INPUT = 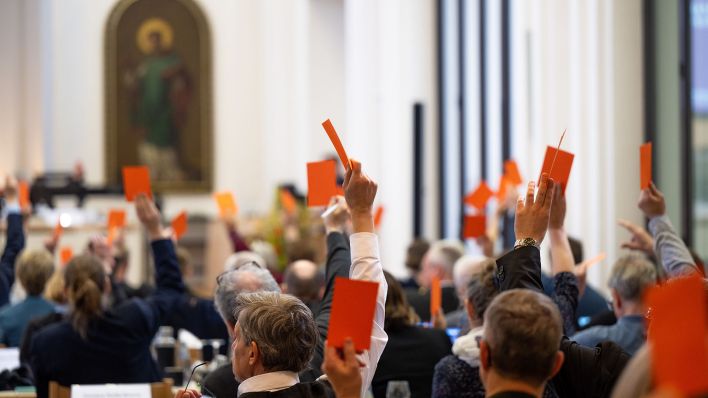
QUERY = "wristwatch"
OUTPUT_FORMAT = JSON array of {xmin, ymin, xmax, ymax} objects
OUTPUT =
[{"xmin": 514, "ymin": 237, "xmax": 539, "ymax": 249}]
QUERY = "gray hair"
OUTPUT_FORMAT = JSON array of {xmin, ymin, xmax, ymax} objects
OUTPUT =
[
  {"xmin": 427, "ymin": 240, "xmax": 465, "ymax": 274},
  {"xmin": 453, "ymin": 255, "xmax": 491, "ymax": 298},
  {"xmin": 214, "ymin": 264, "xmax": 280, "ymax": 325},
  {"xmin": 235, "ymin": 291, "xmax": 318, "ymax": 372},
  {"xmin": 608, "ymin": 255, "xmax": 657, "ymax": 302},
  {"xmin": 224, "ymin": 251, "xmax": 267, "ymax": 272}
]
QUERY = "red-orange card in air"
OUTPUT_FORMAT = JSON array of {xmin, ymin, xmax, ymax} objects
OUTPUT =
[
  {"xmin": 60, "ymin": 247, "xmax": 73, "ymax": 266},
  {"xmin": 504, "ymin": 160, "xmax": 523, "ymax": 185},
  {"xmin": 280, "ymin": 189, "xmax": 298, "ymax": 215},
  {"xmin": 640, "ymin": 142, "xmax": 652, "ymax": 190},
  {"xmin": 171, "ymin": 211, "xmax": 188, "ymax": 241},
  {"xmin": 464, "ymin": 182, "xmax": 494, "ymax": 210},
  {"xmin": 107, "ymin": 209, "xmax": 126, "ymax": 230},
  {"xmin": 307, "ymin": 160, "xmax": 340, "ymax": 207},
  {"xmin": 430, "ymin": 276, "xmax": 442, "ymax": 319},
  {"xmin": 539, "ymin": 146, "xmax": 574, "ymax": 194},
  {"xmin": 18, "ymin": 181, "xmax": 30, "ymax": 210},
  {"xmin": 322, "ymin": 119, "xmax": 350, "ymax": 170},
  {"xmin": 496, "ymin": 175, "xmax": 512, "ymax": 201},
  {"xmin": 214, "ymin": 192, "xmax": 238, "ymax": 218},
  {"xmin": 122, "ymin": 166, "xmax": 152, "ymax": 201},
  {"xmin": 327, "ymin": 277, "xmax": 379, "ymax": 350},
  {"xmin": 374, "ymin": 206, "xmax": 385, "ymax": 229},
  {"xmin": 646, "ymin": 274, "xmax": 708, "ymax": 395},
  {"xmin": 53, "ymin": 222, "xmax": 63, "ymax": 240},
  {"xmin": 463, "ymin": 215, "xmax": 486, "ymax": 239}
]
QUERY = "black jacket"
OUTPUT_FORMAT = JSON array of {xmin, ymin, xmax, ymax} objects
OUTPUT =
[
  {"xmin": 495, "ymin": 247, "xmax": 630, "ymax": 398},
  {"xmin": 201, "ymin": 232, "xmax": 352, "ymax": 398},
  {"xmin": 0, "ymin": 213, "xmax": 25, "ymax": 307},
  {"xmin": 239, "ymin": 382, "xmax": 335, "ymax": 398},
  {"xmin": 163, "ymin": 293, "xmax": 229, "ymax": 342},
  {"xmin": 29, "ymin": 239, "xmax": 185, "ymax": 398},
  {"xmin": 405, "ymin": 286, "xmax": 459, "ymax": 322}
]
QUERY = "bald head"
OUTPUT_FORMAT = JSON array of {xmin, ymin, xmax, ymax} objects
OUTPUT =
[{"xmin": 283, "ymin": 260, "xmax": 324, "ymax": 302}]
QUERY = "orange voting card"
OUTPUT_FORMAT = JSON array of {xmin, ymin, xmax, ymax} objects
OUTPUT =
[
  {"xmin": 327, "ymin": 277, "xmax": 380, "ymax": 350},
  {"xmin": 107, "ymin": 209, "xmax": 126, "ymax": 230},
  {"xmin": 122, "ymin": 166, "xmax": 152, "ymax": 201},
  {"xmin": 463, "ymin": 215, "xmax": 486, "ymax": 239},
  {"xmin": 374, "ymin": 206, "xmax": 385, "ymax": 229},
  {"xmin": 307, "ymin": 160, "xmax": 340, "ymax": 207},
  {"xmin": 60, "ymin": 247, "xmax": 73, "ymax": 266},
  {"xmin": 214, "ymin": 191, "xmax": 238, "ymax": 218},
  {"xmin": 171, "ymin": 211, "xmax": 188, "ymax": 241},
  {"xmin": 18, "ymin": 181, "xmax": 30, "ymax": 210},
  {"xmin": 496, "ymin": 175, "xmax": 512, "ymax": 201},
  {"xmin": 464, "ymin": 182, "xmax": 494, "ymax": 210},
  {"xmin": 280, "ymin": 189, "xmax": 297, "ymax": 215},
  {"xmin": 322, "ymin": 119, "xmax": 350, "ymax": 170},
  {"xmin": 539, "ymin": 146, "xmax": 574, "ymax": 194},
  {"xmin": 430, "ymin": 276, "xmax": 442, "ymax": 319},
  {"xmin": 646, "ymin": 274, "xmax": 708, "ymax": 395},
  {"xmin": 504, "ymin": 160, "xmax": 523, "ymax": 185},
  {"xmin": 53, "ymin": 222, "xmax": 63, "ymax": 240},
  {"xmin": 640, "ymin": 142, "xmax": 652, "ymax": 190}
]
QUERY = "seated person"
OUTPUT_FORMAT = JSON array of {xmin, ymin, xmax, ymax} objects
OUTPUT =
[
  {"xmin": 406, "ymin": 240, "xmax": 463, "ymax": 321},
  {"xmin": 0, "ymin": 250, "xmax": 55, "ymax": 347},
  {"xmin": 371, "ymin": 271, "xmax": 451, "ymax": 398},
  {"xmin": 571, "ymin": 255, "xmax": 656, "ymax": 355},
  {"xmin": 0, "ymin": 177, "xmax": 25, "ymax": 307},
  {"xmin": 281, "ymin": 260, "xmax": 325, "ymax": 314},
  {"xmin": 399, "ymin": 238, "xmax": 429, "ymax": 290},
  {"xmin": 444, "ymin": 255, "xmax": 490, "ymax": 333},
  {"xmin": 28, "ymin": 195, "xmax": 185, "ymax": 398}
]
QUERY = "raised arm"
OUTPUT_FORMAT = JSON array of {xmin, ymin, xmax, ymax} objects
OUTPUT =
[
  {"xmin": 639, "ymin": 182, "xmax": 698, "ymax": 278},
  {"xmin": 134, "ymin": 194, "xmax": 185, "ymax": 333},
  {"xmin": 0, "ymin": 177, "xmax": 25, "ymax": 307},
  {"xmin": 343, "ymin": 159, "xmax": 388, "ymax": 396}
]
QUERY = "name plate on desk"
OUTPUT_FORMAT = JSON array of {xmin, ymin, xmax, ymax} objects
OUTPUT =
[
  {"xmin": 0, "ymin": 348, "xmax": 19, "ymax": 371},
  {"xmin": 71, "ymin": 384, "xmax": 151, "ymax": 398}
]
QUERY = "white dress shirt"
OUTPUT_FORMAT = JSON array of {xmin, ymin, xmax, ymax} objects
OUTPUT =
[{"xmin": 236, "ymin": 371, "xmax": 299, "ymax": 396}]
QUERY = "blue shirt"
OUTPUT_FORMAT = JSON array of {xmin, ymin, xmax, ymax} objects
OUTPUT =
[
  {"xmin": 571, "ymin": 315, "xmax": 646, "ymax": 355},
  {"xmin": 0, "ymin": 295, "xmax": 55, "ymax": 347}
]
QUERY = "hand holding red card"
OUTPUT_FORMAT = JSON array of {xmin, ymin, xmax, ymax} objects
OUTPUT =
[
  {"xmin": 322, "ymin": 119, "xmax": 350, "ymax": 170},
  {"xmin": 539, "ymin": 146, "xmax": 574, "ymax": 194},
  {"xmin": 327, "ymin": 277, "xmax": 379, "ymax": 351},
  {"xmin": 171, "ymin": 211, "xmax": 188, "ymax": 241},
  {"xmin": 122, "ymin": 166, "xmax": 152, "ymax": 201},
  {"xmin": 307, "ymin": 160, "xmax": 340, "ymax": 207}
]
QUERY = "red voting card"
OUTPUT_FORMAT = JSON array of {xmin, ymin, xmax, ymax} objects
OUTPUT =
[
  {"xmin": 107, "ymin": 209, "xmax": 126, "ymax": 230},
  {"xmin": 430, "ymin": 276, "xmax": 442, "ymax": 319},
  {"xmin": 646, "ymin": 274, "xmax": 708, "ymax": 395},
  {"xmin": 640, "ymin": 142, "xmax": 652, "ymax": 190},
  {"xmin": 504, "ymin": 160, "xmax": 523, "ymax": 186},
  {"xmin": 307, "ymin": 160, "xmax": 340, "ymax": 207},
  {"xmin": 322, "ymin": 119, "xmax": 350, "ymax": 170},
  {"xmin": 214, "ymin": 192, "xmax": 238, "ymax": 218},
  {"xmin": 122, "ymin": 166, "xmax": 152, "ymax": 201},
  {"xmin": 60, "ymin": 247, "xmax": 73, "ymax": 266},
  {"xmin": 465, "ymin": 182, "xmax": 494, "ymax": 210},
  {"xmin": 496, "ymin": 175, "xmax": 512, "ymax": 201},
  {"xmin": 280, "ymin": 189, "xmax": 297, "ymax": 215},
  {"xmin": 327, "ymin": 277, "xmax": 379, "ymax": 350},
  {"xmin": 374, "ymin": 206, "xmax": 385, "ymax": 229},
  {"xmin": 171, "ymin": 211, "xmax": 188, "ymax": 241},
  {"xmin": 53, "ymin": 222, "xmax": 63, "ymax": 240},
  {"xmin": 463, "ymin": 215, "xmax": 486, "ymax": 239},
  {"xmin": 539, "ymin": 146, "xmax": 574, "ymax": 194},
  {"xmin": 18, "ymin": 181, "xmax": 30, "ymax": 210}
]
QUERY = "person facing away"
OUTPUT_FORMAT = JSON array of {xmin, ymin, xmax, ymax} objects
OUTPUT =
[
  {"xmin": 281, "ymin": 260, "xmax": 325, "ymax": 314},
  {"xmin": 478, "ymin": 289, "xmax": 565, "ymax": 398},
  {"xmin": 399, "ymin": 238, "xmax": 430, "ymax": 290},
  {"xmin": 371, "ymin": 270, "xmax": 451, "ymax": 398},
  {"xmin": 28, "ymin": 195, "xmax": 185, "ymax": 398},
  {"xmin": 572, "ymin": 254, "xmax": 657, "ymax": 355},
  {"xmin": 406, "ymin": 240, "xmax": 463, "ymax": 321},
  {"xmin": 0, "ymin": 250, "xmax": 55, "ymax": 347}
]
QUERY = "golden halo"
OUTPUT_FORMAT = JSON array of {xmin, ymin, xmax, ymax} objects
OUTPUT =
[{"xmin": 136, "ymin": 17, "xmax": 174, "ymax": 54}]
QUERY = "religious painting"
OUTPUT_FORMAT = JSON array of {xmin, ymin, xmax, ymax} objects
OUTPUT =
[{"xmin": 105, "ymin": 0, "xmax": 212, "ymax": 193}]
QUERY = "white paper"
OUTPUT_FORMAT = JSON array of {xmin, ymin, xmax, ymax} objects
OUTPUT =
[
  {"xmin": 71, "ymin": 384, "xmax": 151, "ymax": 398},
  {"xmin": 0, "ymin": 348, "xmax": 20, "ymax": 371}
]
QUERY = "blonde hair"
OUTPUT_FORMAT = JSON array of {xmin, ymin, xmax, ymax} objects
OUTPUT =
[
  {"xmin": 17, "ymin": 250, "xmax": 55, "ymax": 296},
  {"xmin": 44, "ymin": 269, "xmax": 67, "ymax": 304},
  {"xmin": 65, "ymin": 255, "xmax": 106, "ymax": 339}
]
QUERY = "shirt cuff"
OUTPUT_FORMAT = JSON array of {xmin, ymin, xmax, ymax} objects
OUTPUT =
[
  {"xmin": 648, "ymin": 214, "xmax": 672, "ymax": 235},
  {"xmin": 2, "ymin": 203, "xmax": 20, "ymax": 218},
  {"xmin": 350, "ymin": 232, "xmax": 380, "ymax": 260}
]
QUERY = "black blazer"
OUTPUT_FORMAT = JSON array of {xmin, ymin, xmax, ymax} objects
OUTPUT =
[
  {"xmin": 201, "ymin": 232, "xmax": 352, "ymax": 398},
  {"xmin": 163, "ymin": 293, "xmax": 230, "ymax": 342},
  {"xmin": 239, "ymin": 382, "xmax": 335, "ymax": 398},
  {"xmin": 0, "ymin": 213, "xmax": 25, "ymax": 307},
  {"xmin": 372, "ymin": 325, "xmax": 452, "ymax": 398},
  {"xmin": 29, "ymin": 239, "xmax": 185, "ymax": 398},
  {"xmin": 405, "ymin": 286, "xmax": 459, "ymax": 322},
  {"xmin": 495, "ymin": 247, "xmax": 630, "ymax": 398}
]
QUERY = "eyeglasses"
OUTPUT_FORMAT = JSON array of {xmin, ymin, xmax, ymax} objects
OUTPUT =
[{"xmin": 216, "ymin": 261, "xmax": 264, "ymax": 285}]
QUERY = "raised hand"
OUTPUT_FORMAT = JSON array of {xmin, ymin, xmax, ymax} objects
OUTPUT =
[
  {"xmin": 175, "ymin": 389, "xmax": 201, "ymax": 398},
  {"xmin": 638, "ymin": 182, "xmax": 666, "ymax": 219},
  {"xmin": 323, "ymin": 195, "xmax": 351, "ymax": 234},
  {"xmin": 322, "ymin": 339, "xmax": 362, "ymax": 398},
  {"xmin": 549, "ymin": 181, "xmax": 566, "ymax": 230},
  {"xmin": 135, "ymin": 194, "xmax": 164, "ymax": 240},
  {"xmin": 343, "ymin": 159, "xmax": 377, "ymax": 233},
  {"xmin": 618, "ymin": 219, "xmax": 654, "ymax": 256},
  {"xmin": 3, "ymin": 176, "xmax": 18, "ymax": 203},
  {"xmin": 514, "ymin": 173, "xmax": 555, "ymax": 245}
]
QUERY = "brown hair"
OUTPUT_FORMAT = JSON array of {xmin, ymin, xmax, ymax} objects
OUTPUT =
[
  {"xmin": 465, "ymin": 259, "xmax": 498, "ymax": 322},
  {"xmin": 383, "ymin": 270, "xmax": 419, "ymax": 332},
  {"xmin": 235, "ymin": 292, "xmax": 318, "ymax": 372},
  {"xmin": 484, "ymin": 289, "xmax": 562, "ymax": 387},
  {"xmin": 17, "ymin": 250, "xmax": 55, "ymax": 296},
  {"xmin": 64, "ymin": 255, "xmax": 106, "ymax": 339}
]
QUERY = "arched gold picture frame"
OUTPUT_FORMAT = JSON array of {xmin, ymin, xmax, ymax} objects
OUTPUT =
[{"xmin": 105, "ymin": 0, "xmax": 212, "ymax": 193}]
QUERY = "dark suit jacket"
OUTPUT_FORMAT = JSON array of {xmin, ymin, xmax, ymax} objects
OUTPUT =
[
  {"xmin": 1, "ymin": 213, "xmax": 25, "ymax": 307},
  {"xmin": 201, "ymin": 232, "xmax": 351, "ymax": 398},
  {"xmin": 239, "ymin": 382, "xmax": 335, "ymax": 398},
  {"xmin": 163, "ymin": 293, "xmax": 229, "ymax": 342},
  {"xmin": 371, "ymin": 325, "xmax": 452, "ymax": 398},
  {"xmin": 495, "ymin": 247, "xmax": 630, "ymax": 398},
  {"xmin": 405, "ymin": 286, "xmax": 459, "ymax": 322},
  {"xmin": 29, "ymin": 240, "xmax": 185, "ymax": 398}
]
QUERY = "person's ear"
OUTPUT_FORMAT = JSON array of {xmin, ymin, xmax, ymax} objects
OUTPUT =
[
  {"xmin": 249, "ymin": 341, "xmax": 259, "ymax": 366},
  {"xmin": 479, "ymin": 340, "xmax": 491, "ymax": 371},
  {"xmin": 548, "ymin": 351, "xmax": 565, "ymax": 379},
  {"xmin": 464, "ymin": 299, "xmax": 476, "ymax": 322}
]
